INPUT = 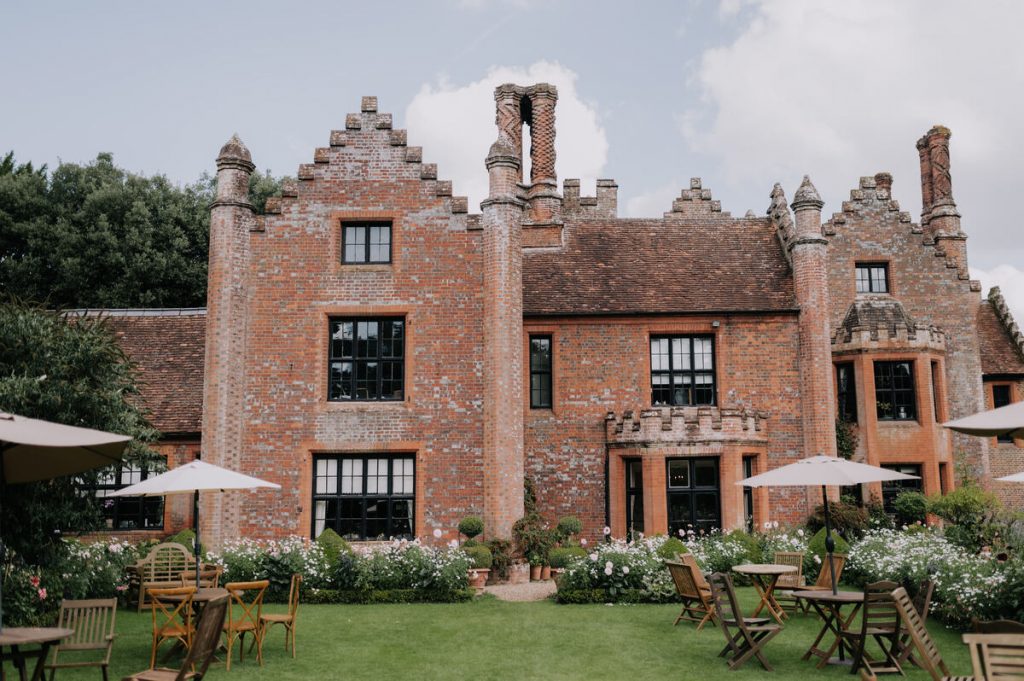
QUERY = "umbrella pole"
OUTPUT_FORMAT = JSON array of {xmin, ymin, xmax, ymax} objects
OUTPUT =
[
  {"xmin": 193, "ymin": 489, "xmax": 201, "ymax": 590},
  {"xmin": 1, "ymin": 450, "xmax": 6, "ymax": 632},
  {"xmin": 822, "ymin": 484, "xmax": 838, "ymax": 595}
]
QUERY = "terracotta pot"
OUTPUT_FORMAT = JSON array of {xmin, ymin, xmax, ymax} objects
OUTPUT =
[
  {"xmin": 530, "ymin": 564, "xmax": 542, "ymax": 581},
  {"xmin": 468, "ymin": 568, "xmax": 490, "ymax": 594},
  {"xmin": 550, "ymin": 567, "xmax": 563, "ymax": 585},
  {"xmin": 541, "ymin": 565, "xmax": 552, "ymax": 581}
]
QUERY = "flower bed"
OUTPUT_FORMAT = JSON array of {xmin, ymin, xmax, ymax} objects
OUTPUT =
[{"xmin": 555, "ymin": 535, "xmax": 677, "ymax": 603}]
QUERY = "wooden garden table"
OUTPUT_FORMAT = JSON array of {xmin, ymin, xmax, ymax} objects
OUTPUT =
[
  {"xmin": 0, "ymin": 627, "xmax": 73, "ymax": 681},
  {"xmin": 732, "ymin": 563, "xmax": 797, "ymax": 625},
  {"xmin": 793, "ymin": 589, "xmax": 864, "ymax": 668}
]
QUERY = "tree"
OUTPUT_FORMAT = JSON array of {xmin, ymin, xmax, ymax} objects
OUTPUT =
[
  {"xmin": 0, "ymin": 300, "xmax": 161, "ymax": 564},
  {"xmin": 0, "ymin": 152, "xmax": 286, "ymax": 309}
]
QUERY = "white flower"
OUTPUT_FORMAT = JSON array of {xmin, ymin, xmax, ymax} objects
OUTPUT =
[
  {"xmin": 604, "ymin": 566, "xmax": 613, "ymax": 576},
  {"xmin": 580, "ymin": 538, "xmax": 588, "ymax": 546},
  {"xmin": 622, "ymin": 566, "xmax": 630, "ymax": 575},
  {"xmin": 796, "ymin": 529, "xmax": 804, "ymax": 537},
  {"xmin": 603, "ymin": 526, "xmax": 611, "ymax": 536},
  {"xmin": 433, "ymin": 528, "xmax": 442, "ymax": 539},
  {"xmin": 772, "ymin": 520, "xmax": 779, "ymax": 529},
  {"xmin": 605, "ymin": 561, "xmax": 614, "ymax": 570},
  {"xmin": 448, "ymin": 539, "xmax": 458, "ymax": 549},
  {"xmin": 678, "ymin": 529, "xmax": 685, "ymax": 537},
  {"xmin": 589, "ymin": 553, "xmax": 599, "ymax": 561},
  {"xmin": 814, "ymin": 554, "xmax": 822, "ymax": 564}
]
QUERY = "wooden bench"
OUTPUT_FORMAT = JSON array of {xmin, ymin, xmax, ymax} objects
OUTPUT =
[{"xmin": 134, "ymin": 543, "xmax": 195, "ymax": 612}]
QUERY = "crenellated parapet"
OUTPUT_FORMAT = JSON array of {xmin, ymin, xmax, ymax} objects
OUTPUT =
[
  {"xmin": 832, "ymin": 298, "xmax": 947, "ymax": 352},
  {"xmin": 988, "ymin": 287, "xmax": 1024, "ymax": 363},
  {"xmin": 562, "ymin": 178, "xmax": 618, "ymax": 219},
  {"xmin": 261, "ymin": 96, "xmax": 469, "ymax": 222},
  {"xmin": 605, "ymin": 406, "xmax": 769, "ymax": 447},
  {"xmin": 665, "ymin": 178, "xmax": 730, "ymax": 219}
]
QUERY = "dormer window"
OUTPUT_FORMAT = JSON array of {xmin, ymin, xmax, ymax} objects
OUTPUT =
[
  {"xmin": 343, "ymin": 222, "xmax": 391, "ymax": 264},
  {"xmin": 855, "ymin": 263, "xmax": 889, "ymax": 293}
]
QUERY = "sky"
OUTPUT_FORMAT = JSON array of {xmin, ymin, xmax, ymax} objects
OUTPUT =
[{"xmin": 3, "ymin": 0, "xmax": 1023, "ymax": 322}]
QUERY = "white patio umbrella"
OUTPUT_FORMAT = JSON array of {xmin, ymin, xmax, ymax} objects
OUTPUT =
[
  {"xmin": 942, "ymin": 400, "xmax": 1024, "ymax": 440},
  {"xmin": 0, "ymin": 412, "xmax": 132, "ymax": 630},
  {"xmin": 997, "ymin": 471, "xmax": 1024, "ymax": 483},
  {"xmin": 738, "ymin": 455, "xmax": 920, "ymax": 594},
  {"xmin": 110, "ymin": 459, "xmax": 280, "ymax": 587}
]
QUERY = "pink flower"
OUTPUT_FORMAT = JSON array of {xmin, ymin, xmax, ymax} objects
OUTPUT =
[
  {"xmin": 678, "ymin": 529, "xmax": 685, "ymax": 537},
  {"xmin": 580, "ymin": 538, "xmax": 588, "ymax": 546},
  {"xmin": 589, "ymin": 552, "xmax": 598, "ymax": 561},
  {"xmin": 432, "ymin": 528, "xmax": 442, "ymax": 539},
  {"xmin": 604, "ymin": 566, "xmax": 613, "ymax": 576},
  {"xmin": 115, "ymin": 585, "xmax": 128, "ymax": 593},
  {"xmin": 605, "ymin": 561, "xmax": 614, "ymax": 570},
  {"xmin": 602, "ymin": 526, "xmax": 611, "ymax": 536},
  {"xmin": 38, "ymin": 588, "xmax": 47, "ymax": 601},
  {"xmin": 621, "ymin": 566, "xmax": 630, "ymax": 575},
  {"xmin": 29, "ymin": 575, "xmax": 40, "ymax": 588}
]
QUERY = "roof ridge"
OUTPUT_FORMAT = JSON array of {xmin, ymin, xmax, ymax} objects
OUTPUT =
[
  {"xmin": 986, "ymin": 287, "xmax": 1024, "ymax": 363},
  {"xmin": 64, "ymin": 308, "xmax": 207, "ymax": 317}
]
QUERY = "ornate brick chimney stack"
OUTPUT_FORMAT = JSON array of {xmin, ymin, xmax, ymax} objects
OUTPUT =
[
  {"xmin": 917, "ymin": 125, "xmax": 969, "ymax": 277},
  {"xmin": 790, "ymin": 176, "xmax": 838, "ymax": 459},
  {"xmin": 202, "ymin": 134, "xmax": 255, "ymax": 549},
  {"xmin": 479, "ymin": 124, "xmax": 527, "ymax": 538}
]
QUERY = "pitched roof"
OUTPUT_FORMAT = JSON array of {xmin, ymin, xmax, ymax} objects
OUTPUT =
[
  {"xmin": 977, "ymin": 299, "xmax": 1024, "ymax": 376},
  {"xmin": 98, "ymin": 309, "xmax": 206, "ymax": 435},
  {"xmin": 522, "ymin": 218, "xmax": 796, "ymax": 316}
]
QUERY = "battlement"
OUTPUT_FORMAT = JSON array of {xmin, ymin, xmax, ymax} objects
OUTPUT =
[
  {"xmin": 832, "ymin": 298, "xmax": 947, "ymax": 352},
  {"xmin": 562, "ymin": 178, "xmax": 618, "ymax": 219},
  {"xmin": 665, "ymin": 178, "xmax": 731, "ymax": 218},
  {"xmin": 605, "ymin": 406, "xmax": 769, "ymax": 447},
  {"xmin": 988, "ymin": 287, "xmax": 1024, "ymax": 363},
  {"xmin": 261, "ymin": 96, "xmax": 469, "ymax": 221}
]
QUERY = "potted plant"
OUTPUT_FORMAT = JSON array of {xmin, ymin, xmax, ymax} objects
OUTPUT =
[
  {"xmin": 547, "ymin": 546, "xmax": 586, "ymax": 583},
  {"xmin": 464, "ymin": 544, "xmax": 493, "ymax": 594},
  {"xmin": 513, "ymin": 512, "xmax": 555, "ymax": 582},
  {"xmin": 528, "ymin": 553, "xmax": 543, "ymax": 581},
  {"xmin": 458, "ymin": 516, "xmax": 484, "ymax": 546}
]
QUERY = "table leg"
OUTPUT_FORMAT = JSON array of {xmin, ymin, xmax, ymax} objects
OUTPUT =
[
  {"xmin": 750, "ymin": 575, "xmax": 786, "ymax": 625},
  {"xmin": 27, "ymin": 644, "xmax": 50, "ymax": 681},
  {"xmin": 8, "ymin": 645, "xmax": 28, "ymax": 681},
  {"xmin": 815, "ymin": 602, "xmax": 861, "ymax": 669},
  {"xmin": 801, "ymin": 601, "xmax": 834, "ymax": 662},
  {"xmin": 762, "ymin": 575, "xmax": 788, "ymax": 622}
]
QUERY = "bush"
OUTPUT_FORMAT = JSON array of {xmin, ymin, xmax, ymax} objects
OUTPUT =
[
  {"xmin": 165, "ymin": 529, "xmax": 201, "ymax": 557},
  {"xmin": 512, "ymin": 512, "xmax": 554, "ymax": 565},
  {"xmin": 206, "ymin": 536, "xmax": 331, "ymax": 597},
  {"xmin": 656, "ymin": 537, "xmax": 688, "ymax": 560},
  {"xmin": 806, "ymin": 500, "xmax": 869, "ymax": 539},
  {"xmin": 463, "ymin": 544, "xmax": 493, "ymax": 570},
  {"xmin": 893, "ymin": 491, "xmax": 928, "ymax": 526},
  {"xmin": 458, "ymin": 516, "xmax": 484, "ymax": 541},
  {"xmin": 684, "ymin": 530, "xmax": 756, "ymax": 574},
  {"xmin": 556, "ymin": 535, "xmax": 677, "ymax": 603},
  {"xmin": 303, "ymin": 587, "xmax": 474, "ymax": 604},
  {"xmin": 548, "ymin": 546, "xmax": 587, "ymax": 569},
  {"xmin": 315, "ymin": 528, "xmax": 352, "ymax": 567},
  {"xmin": 353, "ymin": 542, "xmax": 471, "ymax": 597},
  {"xmin": 555, "ymin": 516, "xmax": 583, "ymax": 543},
  {"xmin": 929, "ymin": 483, "xmax": 1002, "ymax": 552},
  {"xmin": 486, "ymin": 538, "xmax": 513, "ymax": 581}
]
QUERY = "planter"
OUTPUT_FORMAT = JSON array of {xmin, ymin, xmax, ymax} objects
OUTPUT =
[
  {"xmin": 508, "ymin": 562, "xmax": 530, "ymax": 585},
  {"xmin": 541, "ymin": 565, "xmax": 552, "ymax": 581},
  {"xmin": 468, "ymin": 568, "xmax": 490, "ymax": 594},
  {"xmin": 530, "ymin": 564, "xmax": 543, "ymax": 581}
]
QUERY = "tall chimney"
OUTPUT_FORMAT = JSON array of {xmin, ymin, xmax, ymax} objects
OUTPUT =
[
  {"xmin": 917, "ymin": 125, "xmax": 962, "ymax": 236},
  {"xmin": 525, "ymin": 84, "xmax": 561, "ymax": 223}
]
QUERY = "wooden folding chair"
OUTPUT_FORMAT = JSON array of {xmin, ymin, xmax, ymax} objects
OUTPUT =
[
  {"xmin": 771, "ymin": 551, "xmax": 805, "ymax": 613},
  {"xmin": 259, "ymin": 573, "xmax": 302, "ymax": 658},
  {"xmin": 962, "ymin": 633, "xmax": 1024, "ymax": 680},
  {"xmin": 223, "ymin": 580, "xmax": 269, "ymax": 670},
  {"xmin": 45, "ymin": 598, "xmax": 117, "ymax": 681},
  {"xmin": 147, "ymin": 587, "xmax": 196, "ymax": 669},
  {"xmin": 891, "ymin": 586, "xmax": 972, "ymax": 681},
  {"xmin": 666, "ymin": 561, "xmax": 716, "ymax": 630},
  {"xmin": 974, "ymin": 620, "xmax": 1024, "ymax": 634},
  {"xmin": 680, "ymin": 553, "xmax": 713, "ymax": 594},
  {"xmin": 121, "ymin": 594, "xmax": 229, "ymax": 681},
  {"xmin": 898, "ymin": 578, "xmax": 935, "ymax": 667},
  {"xmin": 840, "ymin": 580, "xmax": 903, "ymax": 677},
  {"xmin": 179, "ymin": 566, "xmax": 222, "ymax": 589},
  {"xmin": 707, "ymin": 572, "xmax": 781, "ymax": 671},
  {"xmin": 793, "ymin": 553, "xmax": 847, "ymax": 613}
]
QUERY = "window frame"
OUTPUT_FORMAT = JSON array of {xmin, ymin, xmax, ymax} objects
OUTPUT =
[
  {"xmin": 529, "ymin": 335, "xmax": 553, "ymax": 409},
  {"xmin": 665, "ymin": 457, "xmax": 721, "ymax": 537},
  {"xmin": 327, "ymin": 317, "xmax": 405, "ymax": 402},
  {"xmin": 874, "ymin": 360, "xmax": 917, "ymax": 422},
  {"xmin": 649, "ymin": 334, "xmax": 717, "ymax": 407},
  {"xmin": 992, "ymin": 384, "xmax": 1013, "ymax": 443},
  {"xmin": 341, "ymin": 221, "xmax": 392, "ymax": 264},
  {"xmin": 81, "ymin": 463, "xmax": 164, "ymax": 531},
  {"xmin": 311, "ymin": 454, "xmax": 415, "ymax": 541},
  {"xmin": 855, "ymin": 263, "xmax": 890, "ymax": 294},
  {"xmin": 836, "ymin": 362, "xmax": 858, "ymax": 423}
]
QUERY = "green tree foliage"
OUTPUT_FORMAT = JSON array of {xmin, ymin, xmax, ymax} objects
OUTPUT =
[
  {"xmin": 0, "ymin": 300, "xmax": 160, "ymax": 564},
  {"xmin": 0, "ymin": 152, "xmax": 286, "ymax": 309}
]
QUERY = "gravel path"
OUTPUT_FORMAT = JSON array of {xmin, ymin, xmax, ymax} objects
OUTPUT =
[{"xmin": 484, "ymin": 580, "xmax": 557, "ymax": 602}]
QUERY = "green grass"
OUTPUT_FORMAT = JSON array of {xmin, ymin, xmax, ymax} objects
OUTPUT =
[{"xmin": 4, "ymin": 589, "xmax": 972, "ymax": 680}]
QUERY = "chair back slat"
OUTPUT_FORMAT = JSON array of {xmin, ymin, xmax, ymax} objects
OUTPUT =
[
  {"xmin": 667, "ymin": 561, "xmax": 700, "ymax": 600},
  {"xmin": 181, "ymin": 566, "xmax": 223, "ymax": 588},
  {"xmin": 54, "ymin": 598, "xmax": 117, "ymax": 653},
  {"xmin": 913, "ymin": 578, "xmax": 934, "ymax": 620},
  {"xmin": 963, "ymin": 633, "xmax": 1024, "ymax": 680},
  {"xmin": 680, "ymin": 553, "xmax": 710, "ymax": 592},
  {"xmin": 812, "ymin": 553, "xmax": 847, "ymax": 588},
  {"xmin": 707, "ymin": 572, "xmax": 743, "ymax": 628},
  {"xmin": 140, "ymin": 543, "xmax": 195, "ymax": 583},
  {"xmin": 288, "ymin": 573, "xmax": 303, "ymax": 618},
  {"xmin": 773, "ymin": 551, "xmax": 804, "ymax": 588},
  {"xmin": 861, "ymin": 580, "xmax": 900, "ymax": 628},
  {"xmin": 179, "ymin": 595, "xmax": 230, "ymax": 681},
  {"xmin": 892, "ymin": 586, "xmax": 950, "ymax": 680},
  {"xmin": 225, "ymin": 580, "xmax": 269, "ymax": 629}
]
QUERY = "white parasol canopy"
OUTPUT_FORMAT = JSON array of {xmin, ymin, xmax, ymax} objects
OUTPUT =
[
  {"xmin": 997, "ymin": 471, "xmax": 1024, "ymax": 483},
  {"xmin": 942, "ymin": 400, "xmax": 1024, "ymax": 440},
  {"xmin": 111, "ymin": 459, "xmax": 280, "ymax": 588},
  {"xmin": 0, "ymin": 412, "xmax": 130, "ymax": 484}
]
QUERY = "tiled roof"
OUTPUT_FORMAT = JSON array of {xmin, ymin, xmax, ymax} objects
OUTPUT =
[
  {"xmin": 977, "ymin": 300, "xmax": 1024, "ymax": 375},
  {"xmin": 98, "ymin": 310, "xmax": 206, "ymax": 435},
  {"xmin": 522, "ymin": 218, "xmax": 796, "ymax": 315}
]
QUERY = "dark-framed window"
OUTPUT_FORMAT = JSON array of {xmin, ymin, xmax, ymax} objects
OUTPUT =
[
  {"xmin": 342, "ymin": 222, "xmax": 392, "ymax": 264},
  {"xmin": 530, "ymin": 335, "xmax": 552, "ymax": 409},
  {"xmin": 650, "ymin": 335, "xmax": 716, "ymax": 407},
  {"xmin": 82, "ymin": 464, "xmax": 164, "ymax": 530},
  {"xmin": 666, "ymin": 457, "xmax": 720, "ymax": 536},
  {"xmin": 836, "ymin": 363, "xmax": 857, "ymax": 422},
  {"xmin": 328, "ymin": 318, "xmax": 404, "ymax": 401},
  {"xmin": 874, "ymin": 360, "xmax": 916, "ymax": 421},
  {"xmin": 856, "ymin": 263, "xmax": 889, "ymax": 293},
  {"xmin": 313, "ymin": 455, "xmax": 414, "ymax": 541},
  {"xmin": 993, "ymin": 385, "xmax": 1013, "ymax": 442},
  {"xmin": 625, "ymin": 458, "xmax": 644, "ymax": 541},
  {"xmin": 742, "ymin": 455, "xmax": 756, "ymax": 533},
  {"xmin": 881, "ymin": 464, "xmax": 922, "ymax": 513},
  {"xmin": 931, "ymin": 361, "xmax": 942, "ymax": 423}
]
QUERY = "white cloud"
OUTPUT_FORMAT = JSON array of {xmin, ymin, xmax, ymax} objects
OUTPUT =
[
  {"xmin": 625, "ymin": 179, "xmax": 684, "ymax": 219},
  {"xmin": 682, "ymin": 0, "xmax": 1024, "ymax": 269},
  {"xmin": 405, "ymin": 61, "xmax": 608, "ymax": 212},
  {"xmin": 971, "ymin": 265, "xmax": 1024, "ymax": 327}
]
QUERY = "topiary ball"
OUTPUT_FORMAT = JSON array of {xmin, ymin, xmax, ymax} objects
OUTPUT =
[
  {"xmin": 458, "ymin": 516, "xmax": 484, "ymax": 540},
  {"xmin": 463, "ymin": 544, "xmax": 493, "ymax": 570}
]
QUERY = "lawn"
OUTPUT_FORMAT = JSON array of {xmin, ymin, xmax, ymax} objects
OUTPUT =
[{"xmin": 4, "ymin": 589, "xmax": 972, "ymax": 680}]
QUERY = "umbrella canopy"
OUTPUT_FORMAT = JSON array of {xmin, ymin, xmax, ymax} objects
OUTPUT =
[
  {"xmin": 738, "ymin": 455, "xmax": 920, "ymax": 594},
  {"xmin": 997, "ymin": 471, "xmax": 1024, "ymax": 483},
  {"xmin": 109, "ymin": 460, "xmax": 280, "ymax": 497},
  {"xmin": 739, "ymin": 455, "xmax": 922, "ymax": 488},
  {"xmin": 0, "ymin": 412, "xmax": 131, "ymax": 484},
  {"xmin": 942, "ymin": 400, "xmax": 1024, "ymax": 440}
]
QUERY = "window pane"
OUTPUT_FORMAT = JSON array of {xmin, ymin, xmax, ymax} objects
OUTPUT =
[
  {"xmin": 667, "ymin": 460, "xmax": 690, "ymax": 488},
  {"xmin": 344, "ymin": 226, "xmax": 366, "ymax": 263},
  {"xmin": 369, "ymin": 225, "xmax": 390, "ymax": 262},
  {"xmin": 856, "ymin": 267, "xmax": 870, "ymax": 293},
  {"xmin": 391, "ymin": 499, "xmax": 414, "ymax": 538},
  {"xmin": 672, "ymin": 338, "xmax": 690, "ymax": 370},
  {"xmin": 871, "ymin": 267, "xmax": 888, "ymax": 293},
  {"xmin": 650, "ymin": 338, "xmax": 668, "ymax": 371},
  {"xmin": 530, "ymin": 337, "xmax": 551, "ymax": 372},
  {"xmin": 693, "ymin": 459, "xmax": 717, "ymax": 488}
]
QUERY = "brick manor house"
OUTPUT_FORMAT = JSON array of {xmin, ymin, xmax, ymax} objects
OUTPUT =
[{"xmin": 88, "ymin": 84, "xmax": 1024, "ymax": 547}]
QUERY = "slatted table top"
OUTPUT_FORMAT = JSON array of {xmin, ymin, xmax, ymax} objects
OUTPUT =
[
  {"xmin": 0, "ymin": 627, "xmax": 73, "ymax": 646},
  {"xmin": 732, "ymin": 563, "xmax": 798, "ymax": 576}
]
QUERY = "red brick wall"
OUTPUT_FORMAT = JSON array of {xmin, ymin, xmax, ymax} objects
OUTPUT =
[{"xmin": 984, "ymin": 379, "xmax": 1024, "ymax": 508}]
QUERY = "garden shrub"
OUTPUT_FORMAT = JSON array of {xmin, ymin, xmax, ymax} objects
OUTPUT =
[
  {"xmin": 929, "ymin": 483, "xmax": 1002, "ymax": 552},
  {"xmin": 806, "ymin": 501, "xmax": 868, "ymax": 539},
  {"xmin": 512, "ymin": 512, "xmax": 554, "ymax": 565},
  {"xmin": 555, "ymin": 516, "xmax": 583, "ymax": 543},
  {"xmin": 486, "ymin": 538, "xmax": 513, "ymax": 581},
  {"xmin": 458, "ymin": 516, "xmax": 484, "ymax": 542},
  {"xmin": 656, "ymin": 537, "xmax": 688, "ymax": 560},
  {"xmin": 463, "ymin": 544, "xmax": 493, "ymax": 570},
  {"xmin": 893, "ymin": 491, "xmax": 928, "ymax": 526},
  {"xmin": 548, "ymin": 546, "xmax": 586, "ymax": 568},
  {"xmin": 315, "ymin": 528, "xmax": 352, "ymax": 567},
  {"xmin": 556, "ymin": 535, "xmax": 677, "ymax": 603},
  {"xmin": 207, "ymin": 536, "xmax": 330, "ymax": 596},
  {"xmin": 165, "ymin": 529, "xmax": 202, "ymax": 557},
  {"xmin": 685, "ymin": 530, "xmax": 757, "ymax": 574}
]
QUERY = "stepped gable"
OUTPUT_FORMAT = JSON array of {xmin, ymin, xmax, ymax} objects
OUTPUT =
[
  {"xmin": 522, "ymin": 212, "xmax": 796, "ymax": 316},
  {"xmin": 80, "ymin": 309, "xmax": 206, "ymax": 435},
  {"xmin": 261, "ymin": 95, "xmax": 470, "ymax": 221},
  {"xmin": 977, "ymin": 288, "xmax": 1024, "ymax": 375}
]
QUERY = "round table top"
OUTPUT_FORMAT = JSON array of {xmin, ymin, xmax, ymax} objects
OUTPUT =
[
  {"xmin": 791, "ymin": 589, "xmax": 863, "ymax": 603},
  {"xmin": 732, "ymin": 563, "xmax": 798, "ymax": 576},
  {"xmin": 161, "ymin": 587, "xmax": 229, "ymax": 603},
  {"xmin": 0, "ymin": 627, "xmax": 74, "ymax": 646}
]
